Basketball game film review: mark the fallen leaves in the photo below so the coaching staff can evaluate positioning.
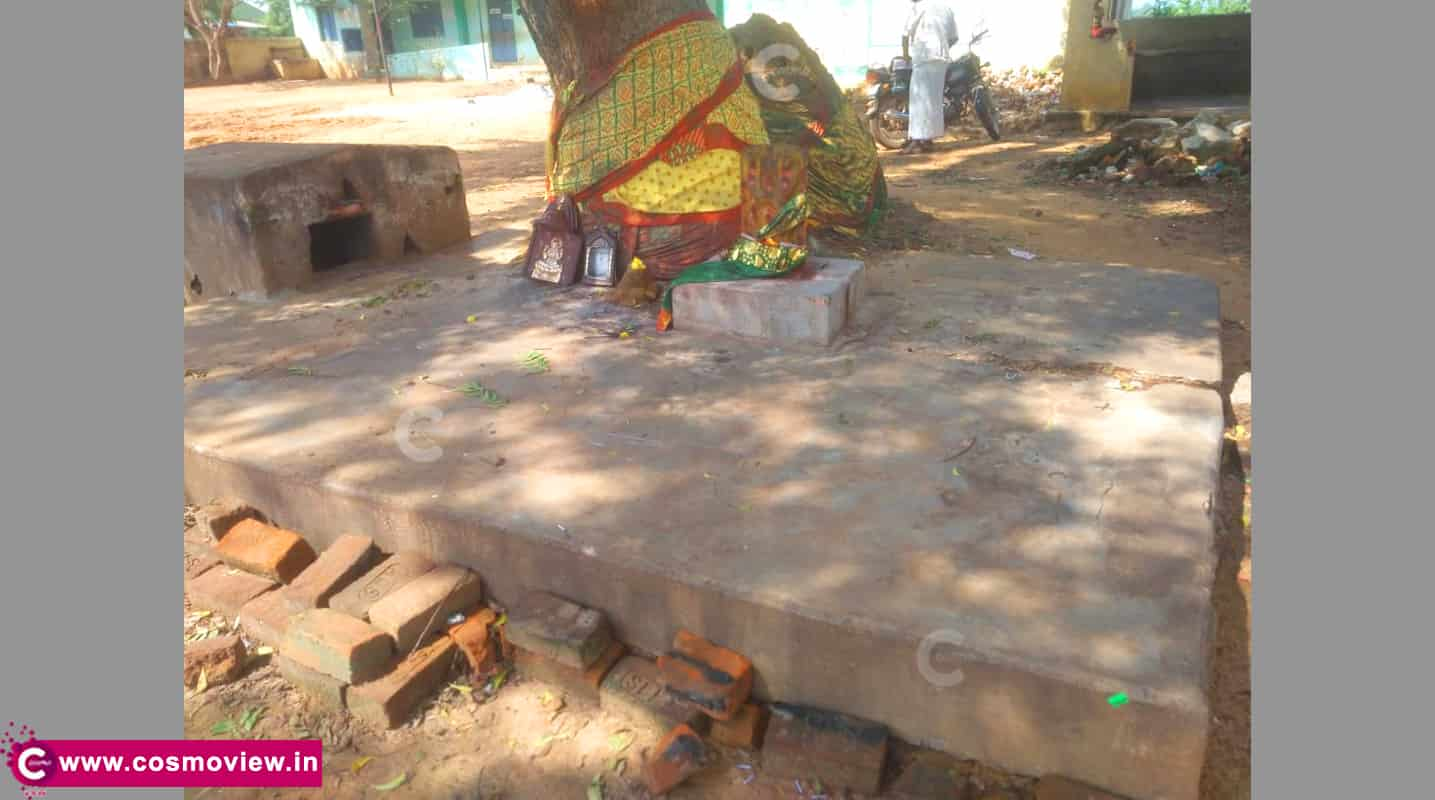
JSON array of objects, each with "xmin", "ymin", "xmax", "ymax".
[
  {"xmin": 351, "ymin": 756, "xmax": 374, "ymax": 775},
  {"xmin": 373, "ymin": 772, "xmax": 408, "ymax": 792}
]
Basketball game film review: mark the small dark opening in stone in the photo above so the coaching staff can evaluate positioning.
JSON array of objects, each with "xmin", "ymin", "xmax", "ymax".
[
  {"xmin": 341, "ymin": 178, "xmax": 360, "ymax": 201},
  {"xmin": 403, "ymin": 234, "xmax": 421, "ymax": 255},
  {"xmin": 189, "ymin": 273, "xmax": 203, "ymax": 296},
  {"xmin": 309, "ymin": 213, "xmax": 375, "ymax": 272}
]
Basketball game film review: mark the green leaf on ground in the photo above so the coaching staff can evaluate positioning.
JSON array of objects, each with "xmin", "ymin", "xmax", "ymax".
[
  {"xmin": 240, "ymin": 707, "xmax": 264, "ymax": 733},
  {"xmin": 587, "ymin": 775, "xmax": 604, "ymax": 800},
  {"xmin": 351, "ymin": 756, "xmax": 373, "ymax": 775},
  {"xmin": 210, "ymin": 720, "xmax": 234, "ymax": 736},
  {"xmin": 519, "ymin": 351, "xmax": 551, "ymax": 374},
  {"xmin": 460, "ymin": 381, "xmax": 508, "ymax": 407},
  {"xmin": 608, "ymin": 731, "xmax": 634, "ymax": 753},
  {"xmin": 1107, "ymin": 692, "xmax": 1130, "ymax": 707},
  {"xmin": 362, "ymin": 296, "xmax": 388, "ymax": 308},
  {"xmin": 374, "ymin": 772, "xmax": 407, "ymax": 792},
  {"xmin": 610, "ymin": 757, "xmax": 627, "ymax": 775},
  {"xmin": 287, "ymin": 366, "xmax": 313, "ymax": 376}
]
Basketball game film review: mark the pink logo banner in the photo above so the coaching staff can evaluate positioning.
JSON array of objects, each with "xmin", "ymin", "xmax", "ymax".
[{"xmin": 7, "ymin": 739, "xmax": 323, "ymax": 790}]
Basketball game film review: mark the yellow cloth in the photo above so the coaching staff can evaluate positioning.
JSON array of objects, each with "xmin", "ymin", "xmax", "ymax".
[
  {"xmin": 603, "ymin": 149, "xmax": 742, "ymax": 214},
  {"xmin": 551, "ymin": 19, "xmax": 767, "ymax": 196}
]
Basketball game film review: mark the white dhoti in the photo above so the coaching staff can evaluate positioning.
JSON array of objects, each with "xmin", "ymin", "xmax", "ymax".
[{"xmin": 909, "ymin": 60, "xmax": 948, "ymax": 141}]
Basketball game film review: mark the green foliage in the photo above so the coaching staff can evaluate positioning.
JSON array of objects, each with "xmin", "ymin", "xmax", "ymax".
[
  {"xmin": 460, "ymin": 382, "xmax": 508, "ymax": 408},
  {"xmin": 1136, "ymin": 0, "xmax": 1251, "ymax": 15},
  {"xmin": 265, "ymin": 0, "xmax": 294, "ymax": 36},
  {"xmin": 519, "ymin": 351, "xmax": 550, "ymax": 375}
]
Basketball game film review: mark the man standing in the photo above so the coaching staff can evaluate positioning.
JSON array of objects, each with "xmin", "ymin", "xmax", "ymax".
[{"xmin": 902, "ymin": 0, "xmax": 959, "ymax": 155}]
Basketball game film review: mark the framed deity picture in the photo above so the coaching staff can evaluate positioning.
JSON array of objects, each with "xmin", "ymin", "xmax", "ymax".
[{"xmin": 582, "ymin": 228, "xmax": 622, "ymax": 287}]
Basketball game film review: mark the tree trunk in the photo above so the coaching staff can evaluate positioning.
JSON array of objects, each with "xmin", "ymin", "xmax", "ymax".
[
  {"xmin": 517, "ymin": 0, "xmax": 711, "ymax": 90},
  {"xmin": 207, "ymin": 33, "xmax": 232, "ymax": 80}
]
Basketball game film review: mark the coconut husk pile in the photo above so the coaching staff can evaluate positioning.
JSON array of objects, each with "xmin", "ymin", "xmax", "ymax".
[
  {"xmin": 1051, "ymin": 108, "xmax": 1251, "ymax": 186},
  {"xmin": 982, "ymin": 67, "xmax": 1063, "ymax": 133}
]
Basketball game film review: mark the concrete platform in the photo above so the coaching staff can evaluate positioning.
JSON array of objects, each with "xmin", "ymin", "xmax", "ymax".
[
  {"xmin": 183, "ymin": 250, "xmax": 1223, "ymax": 800},
  {"xmin": 183, "ymin": 143, "xmax": 470, "ymax": 304}
]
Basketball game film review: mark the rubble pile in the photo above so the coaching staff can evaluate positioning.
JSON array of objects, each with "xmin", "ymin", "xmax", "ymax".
[
  {"xmin": 984, "ymin": 67, "xmax": 1063, "ymax": 132},
  {"xmin": 1052, "ymin": 109, "xmax": 1251, "ymax": 186}
]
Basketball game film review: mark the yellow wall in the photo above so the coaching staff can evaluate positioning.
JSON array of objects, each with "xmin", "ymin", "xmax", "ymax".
[
  {"xmin": 226, "ymin": 37, "xmax": 307, "ymax": 81},
  {"xmin": 1058, "ymin": 0, "xmax": 1133, "ymax": 113}
]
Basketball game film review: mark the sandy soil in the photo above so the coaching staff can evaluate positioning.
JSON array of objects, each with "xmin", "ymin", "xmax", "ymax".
[{"xmin": 183, "ymin": 79, "xmax": 1250, "ymax": 800}]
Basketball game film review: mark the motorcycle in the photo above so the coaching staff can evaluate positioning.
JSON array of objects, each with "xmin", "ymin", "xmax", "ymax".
[{"xmin": 864, "ymin": 29, "xmax": 1002, "ymax": 150}]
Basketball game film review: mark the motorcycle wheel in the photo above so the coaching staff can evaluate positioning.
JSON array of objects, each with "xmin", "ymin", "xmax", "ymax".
[
  {"xmin": 869, "ymin": 95, "xmax": 910, "ymax": 151},
  {"xmin": 972, "ymin": 85, "xmax": 1002, "ymax": 141}
]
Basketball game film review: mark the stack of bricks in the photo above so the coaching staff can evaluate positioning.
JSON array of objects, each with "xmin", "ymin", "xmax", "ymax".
[{"xmin": 182, "ymin": 498, "xmax": 489, "ymax": 731}]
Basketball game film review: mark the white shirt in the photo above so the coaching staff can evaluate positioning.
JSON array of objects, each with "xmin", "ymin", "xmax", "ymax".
[{"xmin": 905, "ymin": 0, "xmax": 959, "ymax": 64}]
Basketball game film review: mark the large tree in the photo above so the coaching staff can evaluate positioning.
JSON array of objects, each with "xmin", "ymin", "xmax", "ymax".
[
  {"xmin": 517, "ymin": 0, "xmax": 711, "ymax": 91},
  {"xmin": 184, "ymin": 0, "xmax": 237, "ymax": 81}
]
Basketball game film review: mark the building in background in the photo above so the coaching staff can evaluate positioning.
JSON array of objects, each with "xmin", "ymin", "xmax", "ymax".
[
  {"xmin": 287, "ymin": 0, "xmax": 1073, "ymax": 86},
  {"xmin": 1053, "ymin": 0, "xmax": 1250, "ymax": 128}
]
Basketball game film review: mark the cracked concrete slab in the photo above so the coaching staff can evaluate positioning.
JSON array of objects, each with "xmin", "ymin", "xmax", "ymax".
[{"xmin": 184, "ymin": 250, "xmax": 1223, "ymax": 800}]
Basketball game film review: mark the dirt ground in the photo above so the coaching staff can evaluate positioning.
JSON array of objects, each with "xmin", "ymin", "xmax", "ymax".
[{"xmin": 183, "ymin": 80, "xmax": 1250, "ymax": 800}]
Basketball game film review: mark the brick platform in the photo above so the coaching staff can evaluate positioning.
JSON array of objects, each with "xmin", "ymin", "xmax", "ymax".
[{"xmin": 669, "ymin": 257, "xmax": 864, "ymax": 346}]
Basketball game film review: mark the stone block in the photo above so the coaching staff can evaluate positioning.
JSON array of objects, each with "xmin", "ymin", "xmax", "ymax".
[
  {"xmin": 1035, "ymin": 776, "xmax": 1132, "ymax": 800},
  {"xmin": 282, "ymin": 534, "xmax": 379, "ymax": 612},
  {"xmin": 765, "ymin": 703, "xmax": 890, "ymax": 796},
  {"xmin": 191, "ymin": 498, "xmax": 266, "ymax": 541},
  {"xmin": 284, "ymin": 608, "xmax": 395, "ymax": 684},
  {"xmin": 711, "ymin": 703, "xmax": 769, "ymax": 751},
  {"xmin": 237, "ymin": 590, "xmax": 295, "ymax": 650},
  {"xmin": 329, "ymin": 552, "xmax": 436, "ymax": 621},
  {"xmin": 504, "ymin": 590, "xmax": 614, "ymax": 671},
  {"xmin": 184, "ymin": 143, "xmax": 471, "ymax": 303},
  {"xmin": 643, "ymin": 724, "xmax": 708, "ymax": 796},
  {"xmin": 600, "ymin": 655, "xmax": 712, "ymax": 736},
  {"xmin": 187, "ymin": 568, "xmax": 278, "ymax": 620},
  {"xmin": 515, "ymin": 640, "xmax": 626, "ymax": 707},
  {"xmin": 658, "ymin": 630, "xmax": 753, "ymax": 721},
  {"xmin": 349, "ymin": 636, "xmax": 458, "ymax": 730},
  {"xmin": 276, "ymin": 654, "xmax": 348, "ymax": 714},
  {"xmin": 184, "ymin": 635, "xmax": 247, "ymax": 688},
  {"xmin": 890, "ymin": 750, "xmax": 969, "ymax": 800},
  {"xmin": 368, "ymin": 565, "xmax": 483, "ymax": 654},
  {"xmin": 670, "ymin": 257, "xmax": 864, "ymax": 346},
  {"xmin": 270, "ymin": 58, "xmax": 324, "ymax": 80},
  {"xmin": 214, "ymin": 519, "xmax": 317, "ymax": 584}
]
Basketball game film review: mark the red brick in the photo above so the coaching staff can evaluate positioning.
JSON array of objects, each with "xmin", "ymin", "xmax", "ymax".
[
  {"xmin": 215, "ymin": 519, "xmax": 317, "ymax": 583},
  {"xmin": 711, "ymin": 702, "xmax": 769, "ymax": 750},
  {"xmin": 447, "ymin": 608, "xmax": 500, "ymax": 677},
  {"xmin": 505, "ymin": 590, "xmax": 614, "ymax": 671},
  {"xmin": 282, "ymin": 534, "xmax": 379, "ymax": 612},
  {"xmin": 184, "ymin": 635, "xmax": 247, "ymax": 688},
  {"xmin": 192, "ymin": 498, "xmax": 266, "ymax": 541},
  {"xmin": 890, "ymin": 750, "xmax": 968, "ymax": 800},
  {"xmin": 515, "ymin": 639, "xmax": 626, "ymax": 706},
  {"xmin": 368, "ymin": 565, "xmax": 483, "ymax": 654},
  {"xmin": 329, "ymin": 552, "xmax": 436, "ymax": 620},
  {"xmin": 349, "ymin": 636, "xmax": 458, "ymax": 730},
  {"xmin": 237, "ymin": 590, "xmax": 294, "ymax": 649},
  {"xmin": 765, "ymin": 703, "xmax": 890, "ymax": 796},
  {"xmin": 643, "ymin": 724, "xmax": 708, "ymax": 796},
  {"xmin": 276, "ymin": 654, "xmax": 347, "ymax": 713},
  {"xmin": 184, "ymin": 533, "xmax": 222, "ymax": 582},
  {"xmin": 187, "ymin": 567, "xmax": 278, "ymax": 619},
  {"xmin": 1034, "ymin": 775, "xmax": 1132, "ymax": 800},
  {"xmin": 284, "ymin": 608, "xmax": 395, "ymax": 684},
  {"xmin": 600, "ymin": 655, "xmax": 712, "ymax": 736},
  {"xmin": 657, "ymin": 630, "xmax": 753, "ymax": 721}
]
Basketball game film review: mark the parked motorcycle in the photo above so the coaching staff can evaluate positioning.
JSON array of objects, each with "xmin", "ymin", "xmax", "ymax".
[{"xmin": 864, "ymin": 29, "xmax": 1002, "ymax": 150}]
